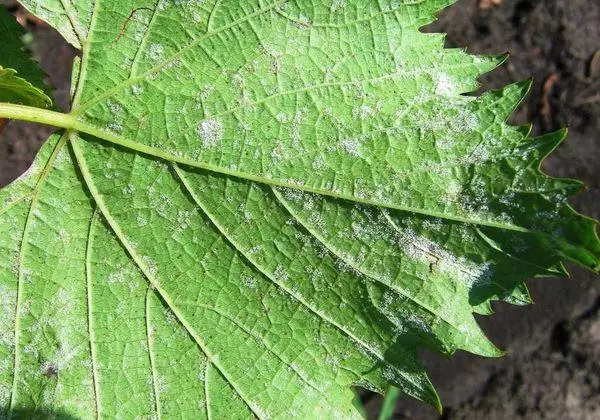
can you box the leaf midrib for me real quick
[0,102,531,234]
[0,0,528,234]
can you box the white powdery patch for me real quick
[242,274,258,290]
[174,0,206,10]
[56,228,71,245]
[273,265,289,282]
[108,101,123,115]
[147,43,164,61]
[247,401,269,420]
[147,375,169,395]
[107,122,123,133]
[197,118,224,147]
[0,285,17,347]
[339,138,361,157]
[122,184,136,196]
[435,73,455,95]
[440,180,463,207]
[107,267,130,285]
[105,99,125,133]
[157,0,168,12]
[277,186,305,202]
[330,0,347,12]
[141,255,159,279]
[131,84,144,96]
[175,209,196,231]
[40,344,80,375]
[353,104,378,119]
[396,226,492,288]
[198,84,214,101]
[275,112,289,123]
[53,146,70,168]
[248,245,262,255]
[311,155,326,170]
[291,109,306,146]
[270,143,285,162]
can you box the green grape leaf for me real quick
[0,6,51,109]
[0,0,598,418]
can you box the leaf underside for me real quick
[0,1,598,418]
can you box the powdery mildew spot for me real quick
[331,0,347,12]
[435,73,455,95]
[396,226,493,288]
[197,118,224,147]
[339,138,361,157]
[147,43,164,61]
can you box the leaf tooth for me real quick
[415,0,460,24]
[472,52,509,78]
[520,129,600,271]
[481,79,533,121]
[452,317,504,358]
[515,123,533,138]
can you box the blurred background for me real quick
[1,0,598,419]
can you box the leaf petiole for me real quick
[0,102,75,130]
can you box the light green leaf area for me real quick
[0,6,51,109]
[0,67,51,109]
[0,0,598,418]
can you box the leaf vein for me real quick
[75,0,287,113]
[69,135,266,420]
[85,208,102,419]
[0,194,33,218]
[8,132,69,416]
[198,303,325,395]
[0,103,531,233]
[145,287,162,419]
[58,0,85,46]
[129,0,162,77]
[207,0,222,31]
[172,164,425,392]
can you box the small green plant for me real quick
[0,1,598,418]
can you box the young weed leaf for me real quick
[0,5,51,133]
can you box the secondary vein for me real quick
[145,288,162,419]
[69,134,266,420]
[172,164,427,392]
[85,208,102,419]
[8,132,69,417]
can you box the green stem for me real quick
[378,386,401,420]
[0,102,76,129]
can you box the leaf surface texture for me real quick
[0,0,598,418]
